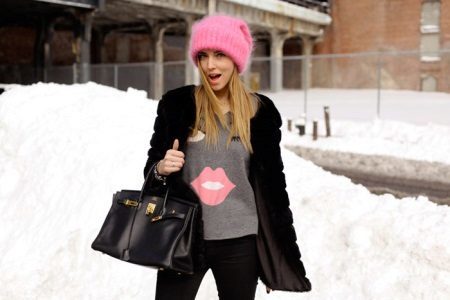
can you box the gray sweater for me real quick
[181,112,258,240]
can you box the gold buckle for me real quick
[123,199,138,207]
[146,203,156,215]
[152,215,162,222]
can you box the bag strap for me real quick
[138,161,170,215]
[139,161,158,195]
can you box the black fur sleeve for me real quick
[253,94,298,252]
[143,97,170,180]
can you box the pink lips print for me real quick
[190,167,236,206]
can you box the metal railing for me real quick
[280,49,450,125]
[36,0,101,9]
[279,0,330,14]
[1,49,449,125]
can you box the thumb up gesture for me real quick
[156,139,185,176]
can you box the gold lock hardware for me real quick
[146,203,156,215]
[152,215,162,222]
[124,199,138,207]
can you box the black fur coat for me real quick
[144,85,311,292]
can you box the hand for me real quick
[157,139,185,176]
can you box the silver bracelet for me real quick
[153,161,167,185]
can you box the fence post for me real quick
[43,67,48,83]
[376,51,382,119]
[148,63,153,99]
[295,113,306,136]
[302,36,314,124]
[73,64,78,83]
[324,106,331,137]
[303,55,308,122]
[312,120,318,141]
[114,64,118,89]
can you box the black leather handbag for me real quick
[91,164,198,274]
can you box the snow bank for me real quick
[283,119,450,165]
[1,83,449,299]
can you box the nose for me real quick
[206,56,216,70]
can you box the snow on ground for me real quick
[282,119,450,166]
[266,89,450,166]
[1,83,450,299]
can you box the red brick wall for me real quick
[313,0,449,92]
[316,0,421,54]
[0,27,77,65]
[0,26,181,66]
[0,27,35,64]
[51,31,76,65]
[440,0,450,91]
[442,0,450,48]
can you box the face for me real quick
[198,49,235,94]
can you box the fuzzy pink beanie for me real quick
[189,15,253,74]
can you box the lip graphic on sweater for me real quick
[190,167,236,206]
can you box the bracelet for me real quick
[153,161,167,185]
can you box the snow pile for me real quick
[283,119,450,165]
[283,150,450,299]
[1,83,449,299]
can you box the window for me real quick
[420,1,441,62]
[421,75,437,91]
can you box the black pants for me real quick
[155,234,259,300]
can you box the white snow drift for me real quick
[0,82,449,300]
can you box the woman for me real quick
[144,14,311,300]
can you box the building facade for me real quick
[314,0,450,92]
[0,0,331,98]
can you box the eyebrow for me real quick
[197,51,224,55]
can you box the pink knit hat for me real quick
[189,15,253,74]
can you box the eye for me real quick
[197,52,207,60]
[215,52,225,58]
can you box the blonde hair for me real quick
[192,63,259,153]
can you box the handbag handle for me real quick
[138,161,170,216]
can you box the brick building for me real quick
[313,0,450,92]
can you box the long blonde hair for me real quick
[192,64,259,153]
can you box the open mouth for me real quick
[208,74,222,83]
